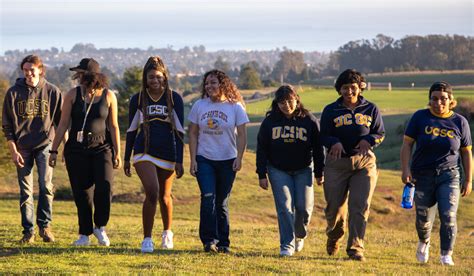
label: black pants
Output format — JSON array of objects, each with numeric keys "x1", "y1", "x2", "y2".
[{"x1": 65, "y1": 147, "x2": 113, "y2": 236}]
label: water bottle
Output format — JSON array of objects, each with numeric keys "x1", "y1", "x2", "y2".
[{"x1": 401, "y1": 183, "x2": 415, "y2": 209}]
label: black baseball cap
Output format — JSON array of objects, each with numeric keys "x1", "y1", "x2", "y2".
[{"x1": 69, "y1": 58, "x2": 101, "y2": 73}]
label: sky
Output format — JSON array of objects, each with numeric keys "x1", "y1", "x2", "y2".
[{"x1": 0, "y1": 0, "x2": 472, "y2": 54}]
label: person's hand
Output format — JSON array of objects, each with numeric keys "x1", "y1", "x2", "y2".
[
  {"x1": 113, "y1": 156, "x2": 122, "y2": 169},
  {"x1": 175, "y1": 163, "x2": 184, "y2": 179},
  {"x1": 124, "y1": 160, "x2": 132, "y2": 177},
  {"x1": 48, "y1": 153, "x2": 57, "y2": 168},
  {"x1": 190, "y1": 160, "x2": 198, "y2": 177},
  {"x1": 316, "y1": 176, "x2": 324, "y2": 186},
  {"x1": 401, "y1": 168, "x2": 413, "y2": 185},
  {"x1": 461, "y1": 180, "x2": 472, "y2": 197},
  {"x1": 232, "y1": 158, "x2": 242, "y2": 172},
  {"x1": 328, "y1": 142, "x2": 345, "y2": 160},
  {"x1": 259, "y1": 178, "x2": 269, "y2": 190},
  {"x1": 11, "y1": 151, "x2": 25, "y2": 168},
  {"x1": 355, "y1": 139, "x2": 371, "y2": 156}
]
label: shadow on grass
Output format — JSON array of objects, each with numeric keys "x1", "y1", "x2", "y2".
[{"x1": 0, "y1": 245, "x2": 204, "y2": 256}]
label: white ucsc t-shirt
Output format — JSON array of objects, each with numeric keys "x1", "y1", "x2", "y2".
[{"x1": 188, "y1": 98, "x2": 249, "y2": 161}]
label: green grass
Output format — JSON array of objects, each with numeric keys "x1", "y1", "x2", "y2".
[
  {"x1": 311, "y1": 71, "x2": 474, "y2": 88},
  {"x1": 1, "y1": 150, "x2": 473, "y2": 274}
]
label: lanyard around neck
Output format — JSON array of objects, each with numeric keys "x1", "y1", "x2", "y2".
[{"x1": 81, "y1": 90, "x2": 97, "y2": 132}]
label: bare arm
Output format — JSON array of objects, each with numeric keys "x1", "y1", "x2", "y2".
[
  {"x1": 188, "y1": 123, "x2": 199, "y2": 177},
  {"x1": 233, "y1": 123, "x2": 247, "y2": 172},
  {"x1": 400, "y1": 136, "x2": 415, "y2": 184},
  {"x1": 460, "y1": 147, "x2": 472, "y2": 197},
  {"x1": 49, "y1": 88, "x2": 75, "y2": 167},
  {"x1": 107, "y1": 91, "x2": 122, "y2": 169}
]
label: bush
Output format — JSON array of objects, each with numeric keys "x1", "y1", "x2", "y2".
[{"x1": 454, "y1": 97, "x2": 474, "y2": 121}]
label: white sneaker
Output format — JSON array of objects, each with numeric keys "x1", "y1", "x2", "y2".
[
  {"x1": 295, "y1": 238, "x2": 305, "y2": 252},
  {"x1": 73, "y1": 235, "x2": 90, "y2": 246},
  {"x1": 161, "y1": 230, "x2": 174, "y2": 249},
  {"x1": 93, "y1": 227, "x2": 110, "y2": 246},
  {"x1": 416, "y1": 241, "x2": 430, "y2": 263},
  {"x1": 141, "y1": 237, "x2": 154, "y2": 253},
  {"x1": 440, "y1": 255, "x2": 454, "y2": 266},
  {"x1": 279, "y1": 249, "x2": 294, "y2": 257}
]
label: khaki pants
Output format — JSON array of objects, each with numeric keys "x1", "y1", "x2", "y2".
[{"x1": 323, "y1": 151, "x2": 378, "y2": 255}]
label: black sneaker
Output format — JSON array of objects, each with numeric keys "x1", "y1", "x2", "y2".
[
  {"x1": 204, "y1": 243, "x2": 218, "y2": 253},
  {"x1": 218, "y1": 246, "x2": 230, "y2": 254},
  {"x1": 348, "y1": 252, "x2": 366, "y2": 262}
]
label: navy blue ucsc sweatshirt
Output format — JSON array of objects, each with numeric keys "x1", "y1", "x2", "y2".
[
  {"x1": 320, "y1": 96, "x2": 385, "y2": 156},
  {"x1": 256, "y1": 112, "x2": 325, "y2": 179}
]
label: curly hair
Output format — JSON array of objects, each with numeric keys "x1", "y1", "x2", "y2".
[
  {"x1": 266, "y1": 84, "x2": 311, "y2": 118},
  {"x1": 334, "y1": 69, "x2": 366, "y2": 93},
  {"x1": 139, "y1": 56, "x2": 179, "y2": 155},
  {"x1": 21, "y1": 54, "x2": 45, "y2": 77},
  {"x1": 201, "y1": 69, "x2": 245, "y2": 107}
]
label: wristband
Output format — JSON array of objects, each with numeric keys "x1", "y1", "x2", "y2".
[{"x1": 49, "y1": 150, "x2": 58, "y2": 154}]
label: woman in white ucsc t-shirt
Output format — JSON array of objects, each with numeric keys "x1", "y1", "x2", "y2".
[{"x1": 188, "y1": 69, "x2": 249, "y2": 254}]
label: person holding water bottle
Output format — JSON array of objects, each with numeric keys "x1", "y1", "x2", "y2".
[{"x1": 400, "y1": 81, "x2": 472, "y2": 266}]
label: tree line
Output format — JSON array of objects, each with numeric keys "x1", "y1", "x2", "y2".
[{"x1": 324, "y1": 34, "x2": 473, "y2": 75}]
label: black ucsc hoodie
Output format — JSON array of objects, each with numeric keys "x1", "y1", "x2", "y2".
[{"x1": 2, "y1": 78, "x2": 62, "y2": 150}]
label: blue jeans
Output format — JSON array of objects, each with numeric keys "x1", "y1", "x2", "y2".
[
  {"x1": 267, "y1": 165, "x2": 314, "y2": 252},
  {"x1": 196, "y1": 155, "x2": 236, "y2": 247},
  {"x1": 16, "y1": 144, "x2": 54, "y2": 234},
  {"x1": 413, "y1": 167, "x2": 461, "y2": 255}
]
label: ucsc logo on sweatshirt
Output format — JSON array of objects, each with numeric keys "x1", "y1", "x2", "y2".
[{"x1": 17, "y1": 99, "x2": 49, "y2": 119}]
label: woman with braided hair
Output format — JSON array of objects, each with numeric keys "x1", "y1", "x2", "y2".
[{"x1": 124, "y1": 56, "x2": 184, "y2": 253}]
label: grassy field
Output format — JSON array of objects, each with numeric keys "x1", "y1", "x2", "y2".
[
  {"x1": 1, "y1": 149, "x2": 473, "y2": 274},
  {"x1": 1, "y1": 87, "x2": 473, "y2": 274},
  {"x1": 311, "y1": 71, "x2": 474, "y2": 88}
]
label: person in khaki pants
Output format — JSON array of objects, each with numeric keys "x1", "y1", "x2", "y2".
[{"x1": 320, "y1": 69, "x2": 385, "y2": 261}]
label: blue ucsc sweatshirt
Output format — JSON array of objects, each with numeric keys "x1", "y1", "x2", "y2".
[{"x1": 320, "y1": 96, "x2": 385, "y2": 156}]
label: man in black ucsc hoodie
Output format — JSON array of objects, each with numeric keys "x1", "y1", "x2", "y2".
[{"x1": 2, "y1": 55, "x2": 62, "y2": 243}]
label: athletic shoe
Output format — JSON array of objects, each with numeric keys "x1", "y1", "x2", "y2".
[
  {"x1": 218, "y1": 246, "x2": 230, "y2": 254},
  {"x1": 39, "y1": 227, "x2": 55, "y2": 242},
  {"x1": 348, "y1": 252, "x2": 366, "y2": 262},
  {"x1": 416, "y1": 241, "x2": 430, "y2": 263},
  {"x1": 19, "y1": 232, "x2": 35, "y2": 244},
  {"x1": 295, "y1": 238, "x2": 305, "y2": 252},
  {"x1": 141, "y1": 237, "x2": 154, "y2": 253},
  {"x1": 161, "y1": 230, "x2": 173, "y2": 249},
  {"x1": 203, "y1": 243, "x2": 218, "y2": 253},
  {"x1": 440, "y1": 255, "x2": 454, "y2": 266},
  {"x1": 73, "y1": 235, "x2": 90, "y2": 246},
  {"x1": 279, "y1": 249, "x2": 294, "y2": 257},
  {"x1": 93, "y1": 227, "x2": 110, "y2": 246}
]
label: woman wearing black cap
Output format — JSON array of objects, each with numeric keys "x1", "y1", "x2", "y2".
[
  {"x1": 400, "y1": 81, "x2": 472, "y2": 266},
  {"x1": 49, "y1": 58, "x2": 121, "y2": 246}
]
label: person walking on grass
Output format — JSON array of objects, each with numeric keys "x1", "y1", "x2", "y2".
[
  {"x1": 188, "y1": 69, "x2": 249, "y2": 253},
  {"x1": 400, "y1": 81, "x2": 472, "y2": 266},
  {"x1": 320, "y1": 69, "x2": 385, "y2": 261},
  {"x1": 124, "y1": 56, "x2": 184, "y2": 253},
  {"x1": 49, "y1": 58, "x2": 122, "y2": 247},
  {"x1": 2, "y1": 54, "x2": 63, "y2": 243},
  {"x1": 256, "y1": 84, "x2": 325, "y2": 257}
]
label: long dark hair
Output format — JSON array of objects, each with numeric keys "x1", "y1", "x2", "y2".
[
  {"x1": 201, "y1": 69, "x2": 245, "y2": 107},
  {"x1": 140, "y1": 56, "x2": 178, "y2": 155},
  {"x1": 266, "y1": 85, "x2": 311, "y2": 118}
]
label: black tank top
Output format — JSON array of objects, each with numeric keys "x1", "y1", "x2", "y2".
[{"x1": 65, "y1": 86, "x2": 111, "y2": 152}]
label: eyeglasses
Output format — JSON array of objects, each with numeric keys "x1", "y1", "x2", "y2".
[{"x1": 430, "y1": 96, "x2": 449, "y2": 103}]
